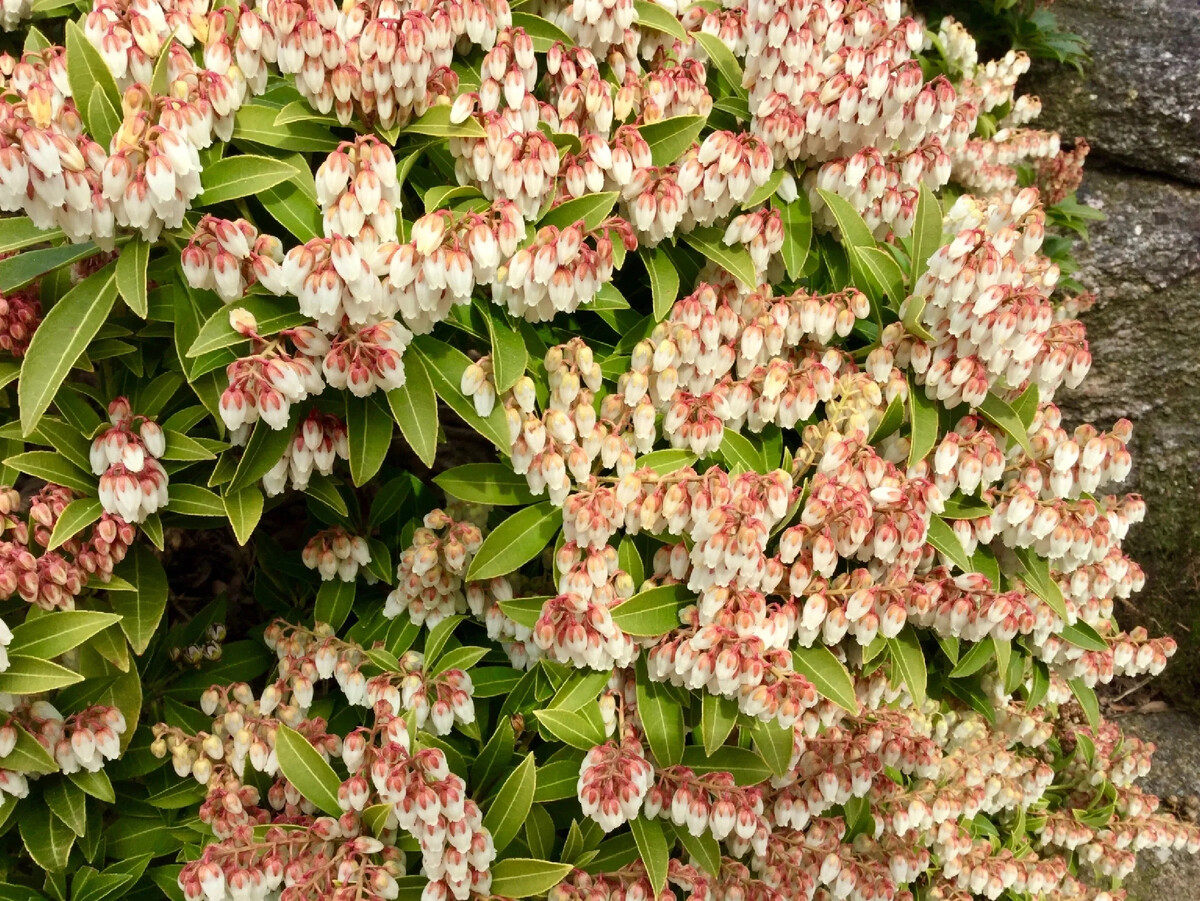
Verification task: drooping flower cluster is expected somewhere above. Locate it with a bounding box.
[302,525,372,582]
[263,409,350,495]
[89,396,168,524]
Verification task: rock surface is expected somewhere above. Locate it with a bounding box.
[1029,0,1200,184]
[1025,0,1200,703]
[1118,712,1200,899]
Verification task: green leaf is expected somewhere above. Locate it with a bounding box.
[977,392,1035,458]
[774,192,812,281]
[66,21,122,146]
[1069,678,1101,730]
[693,32,747,98]
[19,804,74,871]
[483,755,536,853]
[751,718,794,778]
[949,640,995,679]
[533,708,606,750]
[387,352,439,468]
[532,758,579,802]
[274,723,342,816]
[630,817,669,894]
[641,247,680,321]
[0,243,99,293]
[497,596,548,629]
[2,451,93,494]
[485,309,528,394]
[870,394,905,444]
[856,246,906,306]
[633,0,687,40]
[198,155,297,206]
[909,182,943,286]
[720,429,767,473]
[508,11,574,51]
[466,501,560,581]
[701,693,738,754]
[346,393,393,486]
[637,449,697,475]
[488,860,572,899]
[886,625,927,707]
[539,192,619,232]
[907,378,940,467]
[901,294,936,341]
[110,544,169,655]
[434,464,537,506]
[116,240,150,318]
[44,498,103,551]
[188,296,309,358]
[160,429,218,462]
[165,484,226,518]
[0,217,64,255]
[223,486,264,547]
[228,415,298,495]
[940,495,993,519]
[68,769,115,804]
[2,723,59,774]
[0,656,83,694]
[315,580,357,631]
[8,610,121,659]
[423,615,464,666]
[926,515,971,573]
[549,670,614,711]
[402,105,487,139]
[618,537,644,587]
[635,658,684,766]
[684,226,757,288]
[792,645,860,713]
[412,336,510,451]
[610,584,687,637]
[743,168,784,208]
[637,116,706,167]
[817,189,877,250]
[46,779,87,836]
[679,746,770,785]
[471,720,515,795]
[260,180,325,242]
[19,263,118,436]
[1013,546,1070,622]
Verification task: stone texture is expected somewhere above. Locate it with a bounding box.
[1117,712,1200,900]
[1023,0,1200,704]
[1028,0,1200,184]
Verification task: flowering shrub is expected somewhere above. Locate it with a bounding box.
[0,1,1189,900]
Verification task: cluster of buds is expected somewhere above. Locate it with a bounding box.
[1,700,126,776]
[385,508,484,626]
[677,131,775,228]
[578,733,655,832]
[543,43,615,136]
[302,526,372,582]
[181,215,286,302]
[364,651,476,735]
[627,58,713,124]
[219,315,326,433]
[282,236,390,333]
[645,765,766,845]
[90,397,168,524]
[0,281,40,358]
[451,123,560,219]
[317,136,402,255]
[494,216,634,322]
[322,319,412,396]
[263,409,350,495]
[383,200,524,333]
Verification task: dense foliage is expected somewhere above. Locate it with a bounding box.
[0,1,1186,900]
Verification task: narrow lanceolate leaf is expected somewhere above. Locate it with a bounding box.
[679,746,771,785]
[633,0,687,40]
[188,296,311,357]
[641,247,680,321]
[1069,678,1101,730]
[3,723,58,774]
[684,227,757,289]
[693,32,747,98]
[19,262,118,436]
[110,543,169,655]
[166,484,226,518]
[816,189,877,250]
[19,804,75,872]
[315,579,357,632]
[485,308,528,393]
[274,724,343,817]
[774,192,812,280]
[720,429,767,473]
[635,658,684,766]
[8,610,121,659]
[466,501,560,581]
[227,414,299,495]
[387,351,439,467]
[792,645,860,713]
[0,217,64,255]
[630,817,669,894]
[0,656,84,694]
[1013,546,1070,622]
[674,824,721,876]
[907,377,940,468]
[483,754,536,852]
[2,452,94,494]
[403,105,487,139]
[0,242,98,293]
[412,336,510,451]
[909,182,943,286]
[198,155,297,205]
[637,116,706,167]
[116,239,150,318]
[886,625,928,707]
[752,718,794,778]
[977,391,1036,458]
[46,498,104,551]
[223,486,264,547]
[434,464,537,506]
[539,192,619,232]
[488,860,572,899]
[701,693,738,754]
[926,515,971,573]
[610,584,687,637]
[533,707,607,750]
[346,393,393,486]
[66,21,122,145]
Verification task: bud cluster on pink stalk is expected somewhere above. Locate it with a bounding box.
[302,525,373,582]
[90,396,169,523]
[182,214,287,302]
[219,318,327,434]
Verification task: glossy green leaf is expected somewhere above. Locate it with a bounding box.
[751,718,794,778]
[909,182,943,286]
[534,708,606,750]
[8,610,121,660]
[466,501,560,581]
[792,645,860,713]
[611,583,687,636]
[637,116,706,167]
[539,192,619,232]
[977,391,1036,458]
[693,32,747,99]
[222,486,264,547]
[412,336,510,451]
[886,625,927,707]
[684,227,757,288]
[166,484,226,518]
[701,692,738,754]
[633,1,687,40]
[188,296,310,358]
[488,860,572,898]
[482,754,536,852]
[630,816,669,894]
[641,247,680,321]
[926,515,971,572]
[19,804,74,871]
[66,21,122,146]
[679,746,770,785]
[116,240,150,318]
[0,656,83,694]
[315,579,357,631]
[387,352,439,468]
[402,105,487,139]
[110,543,169,655]
[346,393,393,486]
[44,498,104,551]
[275,723,342,816]
[635,658,684,766]
[773,192,812,280]
[485,309,528,394]
[434,464,537,506]
[198,155,297,205]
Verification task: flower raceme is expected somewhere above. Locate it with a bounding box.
[0,0,1189,900]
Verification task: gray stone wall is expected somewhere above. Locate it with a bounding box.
[1027,0,1200,705]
